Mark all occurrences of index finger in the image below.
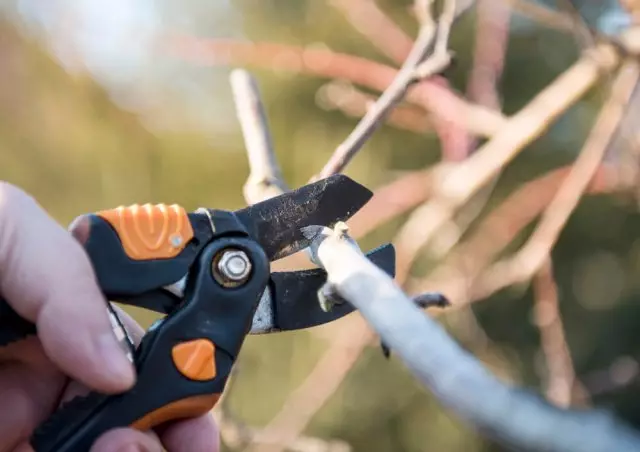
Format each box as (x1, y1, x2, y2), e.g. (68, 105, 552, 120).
(0, 182, 135, 393)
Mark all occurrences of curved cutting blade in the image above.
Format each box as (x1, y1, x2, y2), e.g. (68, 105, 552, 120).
(250, 243, 396, 334)
(234, 174, 372, 261)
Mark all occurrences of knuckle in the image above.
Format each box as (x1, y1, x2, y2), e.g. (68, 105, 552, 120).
(0, 181, 35, 213)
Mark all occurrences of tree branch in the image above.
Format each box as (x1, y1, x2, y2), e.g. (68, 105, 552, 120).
(532, 259, 587, 408)
(230, 69, 288, 204)
(474, 59, 640, 300)
(304, 223, 640, 452)
(467, 0, 509, 112)
(314, 0, 457, 179)
(392, 41, 621, 281)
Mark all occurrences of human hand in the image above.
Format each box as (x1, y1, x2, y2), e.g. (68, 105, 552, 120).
(0, 183, 219, 452)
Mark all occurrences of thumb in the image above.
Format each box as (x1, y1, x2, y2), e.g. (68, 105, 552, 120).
(0, 182, 135, 393)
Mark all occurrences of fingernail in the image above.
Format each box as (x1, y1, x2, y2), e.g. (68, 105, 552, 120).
(96, 331, 136, 388)
(69, 215, 91, 244)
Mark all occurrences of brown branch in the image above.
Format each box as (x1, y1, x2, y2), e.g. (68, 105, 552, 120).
(392, 42, 620, 282)
(230, 69, 288, 204)
(474, 59, 640, 300)
(532, 259, 584, 408)
(467, 0, 509, 112)
(303, 224, 640, 452)
(165, 35, 506, 138)
(314, 0, 456, 179)
(329, 0, 413, 65)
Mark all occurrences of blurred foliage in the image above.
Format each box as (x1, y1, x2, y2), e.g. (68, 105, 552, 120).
(2, 1, 640, 451)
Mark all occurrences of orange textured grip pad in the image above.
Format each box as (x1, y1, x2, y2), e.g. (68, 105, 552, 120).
(172, 339, 217, 381)
(96, 204, 194, 261)
(131, 394, 221, 431)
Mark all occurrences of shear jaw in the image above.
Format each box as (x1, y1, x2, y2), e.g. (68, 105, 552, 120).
(250, 289, 277, 334)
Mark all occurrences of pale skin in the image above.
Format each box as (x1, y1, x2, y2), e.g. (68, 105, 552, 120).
(0, 182, 220, 452)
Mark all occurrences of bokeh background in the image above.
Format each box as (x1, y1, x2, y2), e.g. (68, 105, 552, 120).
(1, 1, 640, 451)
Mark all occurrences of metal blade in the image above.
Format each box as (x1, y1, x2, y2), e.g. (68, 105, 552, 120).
(249, 243, 396, 334)
(234, 174, 372, 261)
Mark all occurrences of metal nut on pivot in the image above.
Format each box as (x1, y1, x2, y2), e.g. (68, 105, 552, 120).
(214, 249, 252, 287)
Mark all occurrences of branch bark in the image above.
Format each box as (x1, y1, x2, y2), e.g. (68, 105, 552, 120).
(230, 69, 288, 204)
(304, 224, 640, 452)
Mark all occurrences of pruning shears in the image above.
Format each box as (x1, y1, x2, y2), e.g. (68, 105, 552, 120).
(0, 174, 396, 452)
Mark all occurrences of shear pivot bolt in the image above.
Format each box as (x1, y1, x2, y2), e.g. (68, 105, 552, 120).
(215, 249, 252, 286)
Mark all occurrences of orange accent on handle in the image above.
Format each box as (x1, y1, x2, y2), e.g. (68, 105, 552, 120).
(131, 394, 221, 431)
(171, 339, 217, 381)
(96, 204, 194, 261)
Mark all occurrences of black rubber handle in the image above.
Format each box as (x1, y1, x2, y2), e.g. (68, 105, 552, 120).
(29, 234, 271, 451)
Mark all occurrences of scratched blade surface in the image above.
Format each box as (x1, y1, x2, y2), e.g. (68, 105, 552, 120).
(250, 243, 396, 333)
(234, 174, 372, 261)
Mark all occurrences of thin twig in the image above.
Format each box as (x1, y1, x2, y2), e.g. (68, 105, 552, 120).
(314, 0, 456, 179)
(230, 69, 288, 204)
(305, 223, 640, 452)
(532, 259, 583, 408)
(331, 0, 475, 161)
(474, 59, 640, 300)
(392, 41, 620, 282)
